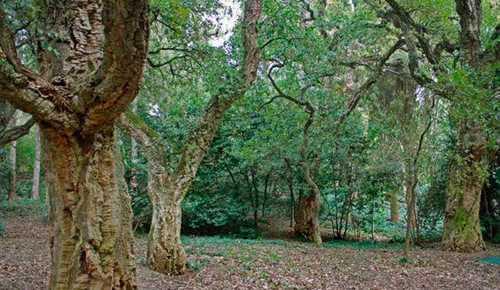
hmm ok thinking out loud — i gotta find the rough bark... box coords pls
[118,0,261,275]
[295,153,322,245]
[294,194,321,244]
[146,177,187,274]
[118,113,187,274]
[44,126,136,290]
[0,0,149,288]
[443,122,487,252]
[31,125,41,199]
[443,0,487,252]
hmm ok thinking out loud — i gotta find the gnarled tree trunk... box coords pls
[43,126,136,290]
[443,0,487,252]
[294,194,321,243]
[118,0,262,275]
[0,0,148,288]
[443,123,487,252]
[147,181,186,274]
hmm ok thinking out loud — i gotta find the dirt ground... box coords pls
[1,215,499,290]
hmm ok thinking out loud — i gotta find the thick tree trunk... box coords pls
[31,125,41,199]
[143,152,187,274]
[118,0,261,275]
[294,194,321,244]
[443,0,486,252]
[147,189,186,275]
[43,126,136,290]
[443,124,487,252]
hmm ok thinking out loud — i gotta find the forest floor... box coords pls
[1,214,499,290]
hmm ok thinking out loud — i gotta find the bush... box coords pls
[182,192,249,235]
[0,198,47,218]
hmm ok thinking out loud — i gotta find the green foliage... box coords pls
[0,198,46,218]
[182,192,250,235]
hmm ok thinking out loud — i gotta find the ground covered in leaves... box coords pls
[1,215,499,290]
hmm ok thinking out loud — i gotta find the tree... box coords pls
[119,0,262,275]
[0,0,149,288]
[442,0,489,252]
[380,0,498,252]
[8,111,17,203]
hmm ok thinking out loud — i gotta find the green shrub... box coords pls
[182,192,250,235]
[0,198,47,218]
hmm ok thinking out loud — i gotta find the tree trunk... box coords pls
[8,138,16,203]
[442,124,487,252]
[142,147,187,275]
[147,187,187,275]
[117,0,262,275]
[43,126,136,290]
[31,125,41,199]
[294,194,321,244]
[389,191,400,223]
[404,176,418,256]
[443,0,486,252]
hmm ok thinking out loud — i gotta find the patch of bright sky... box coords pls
[208,0,241,47]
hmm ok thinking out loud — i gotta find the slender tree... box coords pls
[31,124,41,200]
[8,112,17,204]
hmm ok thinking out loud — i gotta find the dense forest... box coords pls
[0,0,499,289]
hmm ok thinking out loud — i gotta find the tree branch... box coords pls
[0,8,37,79]
[0,117,35,146]
[82,0,149,135]
[172,0,262,202]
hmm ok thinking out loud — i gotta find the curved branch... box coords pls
[0,68,80,130]
[335,38,404,127]
[0,8,37,79]
[0,117,35,146]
